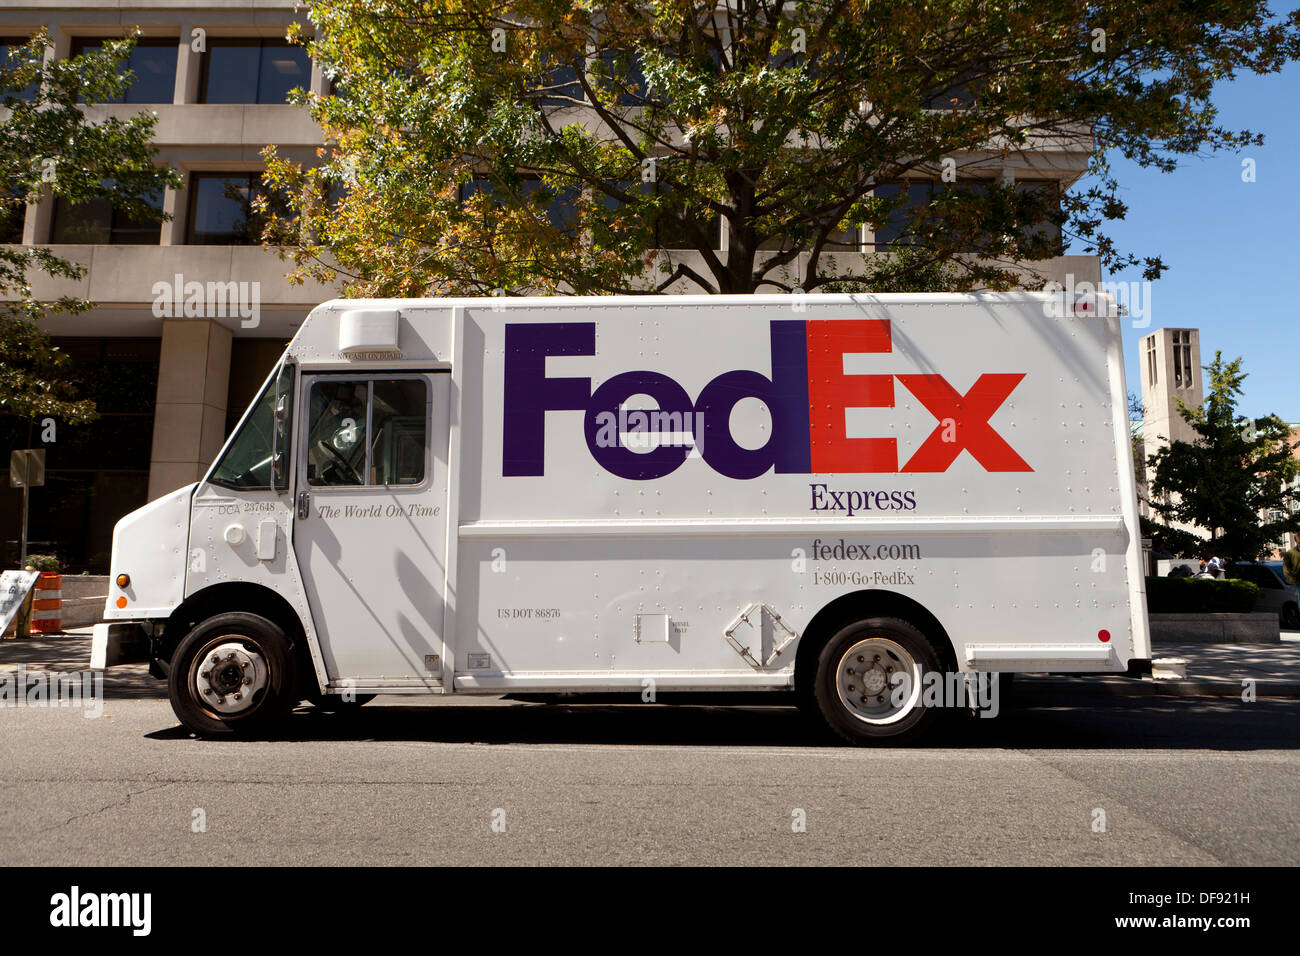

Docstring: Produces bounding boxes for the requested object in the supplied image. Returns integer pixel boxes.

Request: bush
[24,554,61,573]
[1146,576,1259,614]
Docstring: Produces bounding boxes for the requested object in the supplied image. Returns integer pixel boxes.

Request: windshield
[209,361,294,491]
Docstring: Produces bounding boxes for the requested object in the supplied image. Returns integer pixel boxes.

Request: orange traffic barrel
[31,572,62,634]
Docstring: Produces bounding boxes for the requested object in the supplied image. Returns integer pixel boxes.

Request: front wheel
[1283,602,1300,630]
[811,616,946,745]
[168,612,297,738]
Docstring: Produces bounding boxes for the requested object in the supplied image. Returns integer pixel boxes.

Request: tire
[811,616,946,745]
[167,612,297,738]
[1282,603,1300,631]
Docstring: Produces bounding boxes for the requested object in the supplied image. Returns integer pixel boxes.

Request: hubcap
[193,639,268,716]
[835,637,922,725]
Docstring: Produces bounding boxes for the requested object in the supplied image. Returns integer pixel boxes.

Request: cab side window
[371,380,427,485]
[306,378,427,487]
[306,381,369,486]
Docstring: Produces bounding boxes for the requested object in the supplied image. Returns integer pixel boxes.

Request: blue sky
[1070,61,1300,423]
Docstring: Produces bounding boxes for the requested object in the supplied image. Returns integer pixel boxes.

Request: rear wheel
[168,612,296,738]
[811,616,946,745]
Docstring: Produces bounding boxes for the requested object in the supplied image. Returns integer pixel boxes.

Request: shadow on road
[141,693,1300,751]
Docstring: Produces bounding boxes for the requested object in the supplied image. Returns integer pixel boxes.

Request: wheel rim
[190,636,269,718]
[834,637,923,725]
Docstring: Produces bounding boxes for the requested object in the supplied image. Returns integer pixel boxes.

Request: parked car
[1231,562,1300,629]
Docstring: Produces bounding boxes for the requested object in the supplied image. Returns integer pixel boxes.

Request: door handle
[297,490,310,519]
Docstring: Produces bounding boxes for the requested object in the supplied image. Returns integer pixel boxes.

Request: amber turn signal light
[116,573,130,588]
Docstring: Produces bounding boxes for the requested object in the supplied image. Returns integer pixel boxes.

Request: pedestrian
[1285,533,1300,588]
[1206,552,1225,579]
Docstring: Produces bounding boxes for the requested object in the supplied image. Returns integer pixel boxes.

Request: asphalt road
[1,693,1297,866]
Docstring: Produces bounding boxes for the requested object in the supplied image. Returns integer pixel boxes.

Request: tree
[1145,353,1300,562]
[1128,390,1144,474]
[1,31,181,423]
[263,0,1299,297]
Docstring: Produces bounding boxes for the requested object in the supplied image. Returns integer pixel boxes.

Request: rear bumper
[90,622,152,670]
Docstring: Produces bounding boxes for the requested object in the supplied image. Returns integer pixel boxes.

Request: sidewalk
[4,627,1299,701]
[0,627,158,699]
[1017,636,1300,700]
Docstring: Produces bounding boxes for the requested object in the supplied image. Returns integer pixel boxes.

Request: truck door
[292,372,450,685]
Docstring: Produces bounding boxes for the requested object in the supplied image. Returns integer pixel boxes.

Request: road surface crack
[39,782,172,834]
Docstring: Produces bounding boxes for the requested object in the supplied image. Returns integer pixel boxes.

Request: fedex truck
[93,292,1150,743]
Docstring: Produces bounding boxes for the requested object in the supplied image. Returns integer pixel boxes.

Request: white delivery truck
[93,292,1150,743]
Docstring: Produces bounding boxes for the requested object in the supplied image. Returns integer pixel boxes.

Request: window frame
[50,189,165,245]
[69,36,179,104]
[186,171,280,245]
[301,373,432,492]
[0,35,41,102]
[198,37,312,105]
[0,186,27,243]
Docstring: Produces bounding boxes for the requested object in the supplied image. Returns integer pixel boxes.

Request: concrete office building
[1,0,1102,571]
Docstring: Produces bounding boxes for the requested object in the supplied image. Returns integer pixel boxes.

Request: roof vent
[338,309,400,354]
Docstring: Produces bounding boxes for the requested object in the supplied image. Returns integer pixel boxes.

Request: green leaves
[1147,352,1300,562]
[266,0,1299,295]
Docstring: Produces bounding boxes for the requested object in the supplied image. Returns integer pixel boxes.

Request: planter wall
[56,575,110,630]
[1149,612,1280,644]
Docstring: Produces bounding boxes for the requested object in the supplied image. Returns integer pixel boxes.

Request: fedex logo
[503,320,1031,480]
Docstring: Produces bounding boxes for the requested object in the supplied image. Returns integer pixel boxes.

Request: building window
[1171,330,1193,388]
[199,39,311,105]
[759,215,859,252]
[0,186,27,243]
[226,339,293,436]
[871,182,931,248]
[1146,336,1157,387]
[529,59,583,107]
[591,178,725,250]
[645,180,723,250]
[70,37,178,104]
[1,36,40,101]
[872,179,1062,253]
[1015,180,1064,253]
[50,190,164,244]
[186,172,285,245]
[594,49,648,107]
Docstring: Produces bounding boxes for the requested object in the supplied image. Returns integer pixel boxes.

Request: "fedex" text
[502,320,1031,480]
